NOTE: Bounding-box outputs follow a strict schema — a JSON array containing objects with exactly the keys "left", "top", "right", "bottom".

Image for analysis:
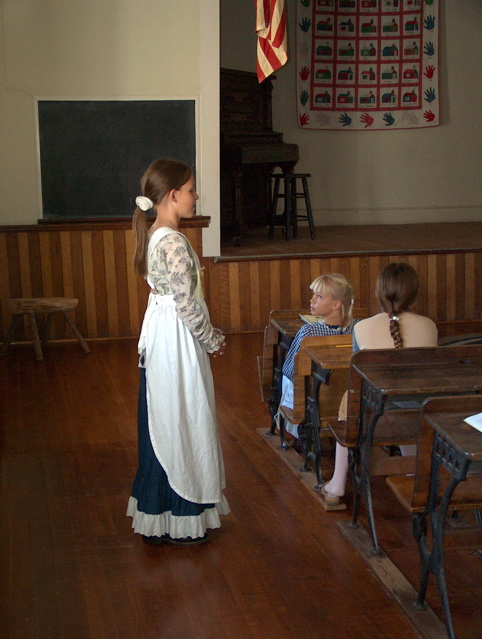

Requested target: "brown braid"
[
  {"left": 388, "top": 314, "right": 403, "bottom": 348},
  {"left": 375, "top": 262, "right": 420, "bottom": 349}
]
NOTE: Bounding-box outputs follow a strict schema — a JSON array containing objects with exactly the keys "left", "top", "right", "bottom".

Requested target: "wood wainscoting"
[
  {"left": 1, "top": 220, "right": 482, "bottom": 343},
  {"left": 204, "top": 252, "right": 482, "bottom": 334},
  {"left": 0, "top": 218, "right": 208, "bottom": 343}
]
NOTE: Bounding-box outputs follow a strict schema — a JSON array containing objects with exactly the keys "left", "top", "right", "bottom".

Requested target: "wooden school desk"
[
  {"left": 345, "top": 344, "right": 482, "bottom": 554},
  {"left": 258, "top": 308, "right": 367, "bottom": 435},
  {"left": 299, "top": 340, "right": 353, "bottom": 491},
  {"left": 387, "top": 395, "right": 482, "bottom": 639}
]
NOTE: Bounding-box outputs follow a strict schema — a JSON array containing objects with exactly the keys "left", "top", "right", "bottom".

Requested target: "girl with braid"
[{"left": 320, "top": 262, "right": 438, "bottom": 510}]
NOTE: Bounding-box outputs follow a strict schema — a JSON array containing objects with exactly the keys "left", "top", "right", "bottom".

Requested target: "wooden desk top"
[
  {"left": 351, "top": 357, "right": 482, "bottom": 396},
  {"left": 269, "top": 307, "right": 368, "bottom": 339},
  {"left": 301, "top": 343, "right": 353, "bottom": 369},
  {"left": 425, "top": 411, "right": 482, "bottom": 462},
  {"left": 270, "top": 316, "right": 304, "bottom": 338}
]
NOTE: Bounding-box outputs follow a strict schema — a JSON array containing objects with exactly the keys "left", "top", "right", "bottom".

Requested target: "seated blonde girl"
[{"left": 280, "top": 273, "right": 357, "bottom": 440}]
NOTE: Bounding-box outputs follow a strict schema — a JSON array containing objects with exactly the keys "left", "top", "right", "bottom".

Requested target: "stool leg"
[
  {"left": 63, "top": 311, "right": 91, "bottom": 354},
  {"left": 302, "top": 177, "right": 316, "bottom": 240},
  {"left": 284, "top": 176, "right": 292, "bottom": 241},
  {"left": 291, "top": 178, "right": 299, "bottom": 239},
  {"left": 268, "top": 176, "right": 280, "bottom": 239},
  {"left": 27, "top": 312, "right": 43, "bottom": 361},
  {"left": 0, "top": 315, "right": 22, "bottom": 356},
  {"left": 43, "top": 312, "right": 55, "bottom": 347}
]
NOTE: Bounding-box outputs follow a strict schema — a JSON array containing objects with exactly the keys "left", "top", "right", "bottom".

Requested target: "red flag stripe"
[
  {"left": 255, "top": 0, "right": 288, "bottom": 83},
  {"left": 271, "top": 8, "right": 286, "bottom": 48}
]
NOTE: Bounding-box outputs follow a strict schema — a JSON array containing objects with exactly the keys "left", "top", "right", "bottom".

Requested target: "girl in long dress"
[{"left": 127, "top": 159, "right": 229, "bottom": 545}]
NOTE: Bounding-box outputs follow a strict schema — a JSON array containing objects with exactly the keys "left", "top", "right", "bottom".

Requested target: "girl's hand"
[{"left": 211, "top": 339, "right": 226, "bottom": 357}]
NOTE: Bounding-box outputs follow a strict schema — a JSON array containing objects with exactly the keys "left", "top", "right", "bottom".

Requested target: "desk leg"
[
  {"left": 302, "top": 372, "right": 324, "bottom": 488},
  {"left": 268, "top": 367, "right": 282, "bottom": 437},
  {"left": 278, "top": 413, "right": 290, "bottom": 450},
  {"left": 413, "top": 436, "right": 471, "bottom": 639},
  {"left": 267, "top": 343, "right": 282, "bottom": 435},
  {"left": 351, "top": 386, "right": 386, "bottom": 555},
  {"left": 267, "top": 337, "right": 293, "bottom": 442}
]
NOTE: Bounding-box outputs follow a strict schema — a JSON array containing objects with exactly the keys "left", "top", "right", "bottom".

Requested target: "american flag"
[{"left": 255, "top": 0, "right": 288, "bottom": 83}]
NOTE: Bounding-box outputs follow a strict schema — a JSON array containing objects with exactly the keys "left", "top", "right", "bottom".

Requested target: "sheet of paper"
[
  {"left": 463, "top": 412, "right": 482, "bottom": 433},
  {"left": 299, "top": 314, "right": 324, "bottom": 324}
]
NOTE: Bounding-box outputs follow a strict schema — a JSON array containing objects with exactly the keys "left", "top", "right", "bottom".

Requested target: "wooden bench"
[
  {"left": 1, "top": 298, "right": 90, "bottom": 361},
  {"left": 386, "top": 395, "right": 482, "bottom": 639}
]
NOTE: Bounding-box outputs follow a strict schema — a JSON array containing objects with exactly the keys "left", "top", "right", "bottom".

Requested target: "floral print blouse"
[{"left": 148, "top": 230, "right": 223, "bottom": 353}]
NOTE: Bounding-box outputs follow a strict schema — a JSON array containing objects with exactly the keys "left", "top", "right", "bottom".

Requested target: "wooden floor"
[
  {"left": 220, "top": 221, "right": 482, "bottom": 259},
  {"left": 1, "top": 334, "right": 481, "bottom": 639}
]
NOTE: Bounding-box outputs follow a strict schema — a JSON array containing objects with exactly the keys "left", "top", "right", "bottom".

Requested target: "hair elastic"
[
  {"left": 390, "top": 314, "right": 399, "bottom": 322},
  {"left": 136, "top": 196, "right": 154, "bottom": 211}
]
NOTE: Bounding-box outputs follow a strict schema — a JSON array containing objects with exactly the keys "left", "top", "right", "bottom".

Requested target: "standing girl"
[
  {"left": 320, "top": 262, "right": 438, "bottom": 510},
  {"left": 127, "top": 159, "right": 229, "bottom": 545}
]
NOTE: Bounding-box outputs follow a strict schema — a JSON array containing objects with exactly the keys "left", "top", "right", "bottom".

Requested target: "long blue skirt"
[{"left": 127, "top": 369, "right": 219, "bottom": 537}]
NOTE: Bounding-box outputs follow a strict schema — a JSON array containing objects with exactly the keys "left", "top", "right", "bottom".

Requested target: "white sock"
[{"left": 324, "top": 443, "right": 349, "bottom": 497}]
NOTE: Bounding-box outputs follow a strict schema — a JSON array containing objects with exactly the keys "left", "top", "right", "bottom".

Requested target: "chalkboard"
[{"left": 38, "top": 100, "right": 196, "bottom": 219}]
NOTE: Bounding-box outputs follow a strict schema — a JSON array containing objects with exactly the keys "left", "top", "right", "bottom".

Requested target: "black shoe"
[
  {"left": 142, "top": 532, "right": 209, "bottom": 546},
  {"left": 161, "top": 533, "right": 209, "bottom": 546}
]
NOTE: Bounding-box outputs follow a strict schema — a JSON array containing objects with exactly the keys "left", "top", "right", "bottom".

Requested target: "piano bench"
[{"left": 268, "top": 173, "right": 316, "bottom": 241}]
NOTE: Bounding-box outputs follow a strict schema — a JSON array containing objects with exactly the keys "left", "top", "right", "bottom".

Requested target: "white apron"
[{"left": 137, "top": 227, "right": 226, "bottom": 504}]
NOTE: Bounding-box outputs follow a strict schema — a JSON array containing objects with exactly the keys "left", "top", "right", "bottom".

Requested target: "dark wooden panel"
[
  {"left": 70, "top": 230, "right": 88, "bottom": 338},
  {"left": 2, "top": 222, "right": 482, "bottom": 341},
  {"left": 28, "top": 233, "right": 43, "bottom": 297},
  {"left": 113, "top": 229, "right": 131, "bottom": 336},
  {"left": 204, "top": 250, "right": 482, "bottom": 334},
  {"left": 91, "top": 230, "right": 108, "bottom": 338},
  {"left": 0, "top": 220, "right": 207, "bottom": 342}
]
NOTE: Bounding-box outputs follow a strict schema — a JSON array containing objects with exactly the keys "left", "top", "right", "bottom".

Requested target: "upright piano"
[{"left": 220, "top": 68, "right": 299, "bottom": 246}]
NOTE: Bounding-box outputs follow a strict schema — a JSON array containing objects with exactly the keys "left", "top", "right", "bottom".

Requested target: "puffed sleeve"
[{"left": 161, "top": 233, "right": 224, "bottom": 353}]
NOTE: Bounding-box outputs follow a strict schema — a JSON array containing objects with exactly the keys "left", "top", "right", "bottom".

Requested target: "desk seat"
[
  {"left": 330, "top": 409, "right": 420, "bottom": 476},
  {"left": 387, "top": 472, "right": 482, "bottom": 513}
]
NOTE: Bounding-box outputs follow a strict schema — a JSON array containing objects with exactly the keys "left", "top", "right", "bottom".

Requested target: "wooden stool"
[
  {"left": 1, "top": 298, "right": 90, "bottom": 361},
  {"left": 268, "top": 173, "right": 316, "bottom": 241}
]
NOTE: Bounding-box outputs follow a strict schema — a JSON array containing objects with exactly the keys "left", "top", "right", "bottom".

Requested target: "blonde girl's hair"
[
  {"left": 132, "top": 159, "right": 193, "bottom": 278},
  {"left": 375, "top": 262, "right": 419, "bottom": 348},
  {"left": 310, "top": 273, "right": 355, "bottom": 327}
]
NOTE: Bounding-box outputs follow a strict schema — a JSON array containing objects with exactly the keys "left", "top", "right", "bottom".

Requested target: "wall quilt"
[{"left": 296, "top": 0, "right": 440, "bottom": 130}]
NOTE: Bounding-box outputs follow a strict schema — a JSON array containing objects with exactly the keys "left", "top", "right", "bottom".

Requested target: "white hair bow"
[{"left": 135, "top": 196, "right": 153, "bottom": 211}]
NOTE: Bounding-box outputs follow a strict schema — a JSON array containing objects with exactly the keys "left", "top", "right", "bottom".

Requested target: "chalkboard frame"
[{"left": 36, "top": 99, "right": 196, "bottom": 220}]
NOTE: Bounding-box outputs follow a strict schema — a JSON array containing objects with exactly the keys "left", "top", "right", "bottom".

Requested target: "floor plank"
[
  {"left": 1, "top": 334, "right": 481, "bottom": 638},
  {"left": 220, "top": 222, "right": 482, "bottom": 259}
]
